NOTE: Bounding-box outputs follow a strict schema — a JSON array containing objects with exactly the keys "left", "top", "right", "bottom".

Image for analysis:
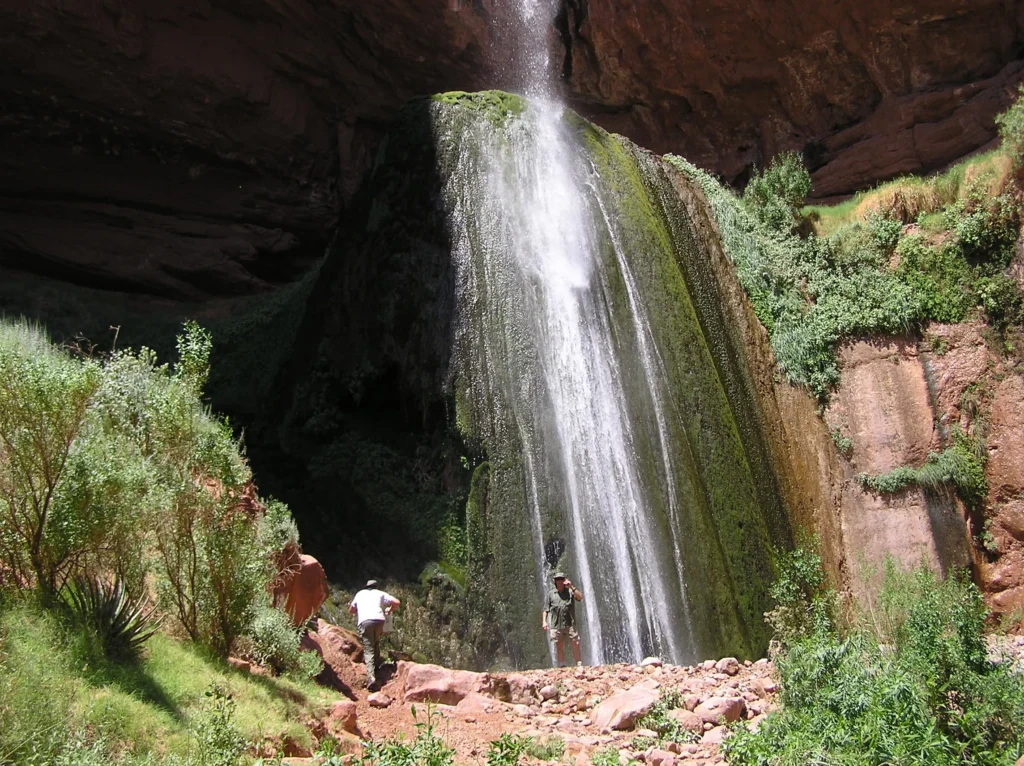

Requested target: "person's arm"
[
  {"left": 542, "top": 609, "right": 549, "bottom": 631},
  {"left": 383, "top": 592, "right": 401, "bottom": 612},
  {"left": 565, "top": 579, "right": 583, "bottom": 601},
  {"left": 348, "top": 600, "right": 357, "bottom": 615}
]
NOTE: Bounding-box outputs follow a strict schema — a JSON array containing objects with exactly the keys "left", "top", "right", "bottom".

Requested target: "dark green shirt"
[{"left": 545, "top": 587, "right": 576, "bottom": 630}]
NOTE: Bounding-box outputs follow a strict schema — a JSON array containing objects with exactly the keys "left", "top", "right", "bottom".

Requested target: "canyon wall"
[{"left": 2, "top": 0, "right": 1023, "bottom": 305}]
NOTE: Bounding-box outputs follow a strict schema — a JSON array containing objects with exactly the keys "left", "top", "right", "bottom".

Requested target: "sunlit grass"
[
  {"left": 0, "top": 602, "right": 340, "bottom": 762},
  {"left": 806, "top": 150, "right": 1011, "bottom": 236}
]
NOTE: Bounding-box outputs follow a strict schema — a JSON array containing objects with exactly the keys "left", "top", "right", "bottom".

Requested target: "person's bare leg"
[
  {"left": 555, "top": 637, "right": 566, "bottom": 667},
  {"left": 572, "top": 639, "right": 582, "bottom": 665}
]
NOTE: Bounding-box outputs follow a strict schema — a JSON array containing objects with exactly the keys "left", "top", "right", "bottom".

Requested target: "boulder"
[
  {"left": 701, "top": 726, "right": 728, "bottom": 746},
  {"left": 694, "top": 697, "right": 746, "bottom": 725},
  {"left": 645, "top": 748, "right": 676, "bottom": 766},
  {"left": 401, "top": 662, "right": 508, "bottom": 705},
  {"left": 368, "top": 692, "right": 393, "bottom": 708},
  {"left": 540, "top": 684, "right": 559, "bottom": 701},
  {"left": 714, "top": 657, "right": 740, "bottom": 676},
  {"left": 640, "top": 657, "right": 663, "bottom": 667},
  {"left": 328, "top": 700, "right": 358, "bottom": 734},
  {"left": 456, "top": 692, "right": 501, "bottom": 717},
  {"left": 667, "top": 709, "right": 703, "bottom": 733},
  {"left": 505, "top": 673, "right": 539, "bottom": 704},
  {"left": 276, "top": 554, "right": 330, "bottom": 627},
  {"left": 591, "top": 683, "right": 659, "bottom": 731},
  {"left": 300, "top": 619, "right": 363, "bottom": 696}
]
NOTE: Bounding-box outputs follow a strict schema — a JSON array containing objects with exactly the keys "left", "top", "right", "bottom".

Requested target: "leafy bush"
[
  {"left": 764, "top": 544, "right": 832, "bottom": 648},
  {"left": 669, "top": 151, "right": 1022, "bottom": 402},
  {"left": 189, "top": 685, "right": 246, "bottom": 766},
  {"left": 240, "top": 602, "right": 323, "bottom": 678},
  {"left": 0, "top": 319, "right": 300, "bottom": 658},
  {"left": 591, "top": 746, "right": 629, "bottom": 766},
  {"left": 525, "top": 736, "right": 565, "bottom": 761},
  {"left": 726, "top": 560, "right": 1024, "bottom": 766},
  {"left": 636, "top": 691, "right": 700, "bottom": 746},
  {"left": 743, "top": 152, "right": 812, "bottom": 232},
  {"left": 62, "top": 575, "right": 160, "bottom": 659}
]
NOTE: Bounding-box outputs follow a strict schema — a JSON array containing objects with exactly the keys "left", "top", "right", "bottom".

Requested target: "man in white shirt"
[{"left": 349, "top": 579, "right": 401, "bottom": 690}]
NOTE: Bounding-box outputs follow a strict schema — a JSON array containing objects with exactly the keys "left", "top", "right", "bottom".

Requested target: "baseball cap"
[
  {"left": 366, "top": 579, "right": 379, "bottom": 588},
  {"left": 552, "top": 572, "right": 566, "bottom": 580}
]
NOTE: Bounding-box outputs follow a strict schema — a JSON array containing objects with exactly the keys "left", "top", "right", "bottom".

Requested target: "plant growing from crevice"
[{"left": 857, "top": 429, "right": 987, "bottom": 511}]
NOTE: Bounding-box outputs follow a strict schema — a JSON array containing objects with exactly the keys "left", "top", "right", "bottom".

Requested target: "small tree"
[{"left": 0, "top": 323, "right": 100, "bottom": 597}]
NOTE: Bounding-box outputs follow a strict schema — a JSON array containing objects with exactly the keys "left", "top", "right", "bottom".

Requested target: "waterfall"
[
  {"left": 434, "top": 2, "right": 702, "bottom": 665},
  {"left": 317, "top": 5, "right": 789, "bottom": 671}
]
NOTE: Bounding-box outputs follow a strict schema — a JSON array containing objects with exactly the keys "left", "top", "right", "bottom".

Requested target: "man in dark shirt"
[{"left": 542, "top": 572, "right": 584, "bottom": 667}]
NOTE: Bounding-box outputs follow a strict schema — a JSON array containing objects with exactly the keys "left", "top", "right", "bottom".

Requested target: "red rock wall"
[{"left": 1, "top": 0, "right": 1022, "bottom": 300}]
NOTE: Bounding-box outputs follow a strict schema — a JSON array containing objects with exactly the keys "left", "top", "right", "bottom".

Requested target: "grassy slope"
[
  {"left": 806, "top": 150, "right": 1012, "bottom": 236},
  {"left": 0, "top": 603, "right": 341, "bottom": 763}
]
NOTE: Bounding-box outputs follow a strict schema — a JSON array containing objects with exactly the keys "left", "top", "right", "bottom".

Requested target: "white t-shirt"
[{"left": 350, "top": 588, "right": 398, "bottom": 625}]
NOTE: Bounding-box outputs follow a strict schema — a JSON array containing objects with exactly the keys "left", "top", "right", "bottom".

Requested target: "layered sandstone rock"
[{"left": 1, "top": 0, "right": 1022, "bottom": 305}]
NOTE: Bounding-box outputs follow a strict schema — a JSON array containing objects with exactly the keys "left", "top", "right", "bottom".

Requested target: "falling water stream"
[{"left": 436, "top": 0, "right": 701, "bottom": 664}]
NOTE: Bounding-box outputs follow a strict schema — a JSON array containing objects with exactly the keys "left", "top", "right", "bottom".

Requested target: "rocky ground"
[{"left": 284, "top": 619, "right": 780, "bottom": 765}]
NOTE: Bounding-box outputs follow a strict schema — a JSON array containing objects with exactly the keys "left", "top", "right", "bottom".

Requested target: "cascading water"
[
  {"left": 437, "top": 1, "right": 703, "bottom": 664},
  {"left": 316, "top": 1, "right": 789, "bottom": 671}
]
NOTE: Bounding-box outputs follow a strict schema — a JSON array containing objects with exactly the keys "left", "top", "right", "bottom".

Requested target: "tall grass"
[{"left": 806, "top": 151, "right": 1011, "bottom": 237}]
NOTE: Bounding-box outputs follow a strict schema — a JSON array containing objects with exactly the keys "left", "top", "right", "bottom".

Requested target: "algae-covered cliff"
[{"left": 256, "top": 93, "right": 800, "bottom": 668}]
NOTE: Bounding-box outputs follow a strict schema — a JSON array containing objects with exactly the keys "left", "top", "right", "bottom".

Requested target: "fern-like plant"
[{"left": 62, "top": 575, "right": 161, "bottom": 659}]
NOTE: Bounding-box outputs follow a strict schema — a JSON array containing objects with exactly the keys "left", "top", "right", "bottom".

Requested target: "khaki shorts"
[{"left": 549, "top": 625, "right": 580, "bottom": 647}]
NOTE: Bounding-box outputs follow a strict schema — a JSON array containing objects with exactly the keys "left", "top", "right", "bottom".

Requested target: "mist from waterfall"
[{"left": 440, "top": 0, "right": 699, "bottom": 664}]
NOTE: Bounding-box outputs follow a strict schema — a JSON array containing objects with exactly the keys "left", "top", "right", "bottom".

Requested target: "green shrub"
[
  {"left": 591, "top": 746, "right": 629, "bottom": 766},
  {"left": 61, "top": 575, "right": 160, "bottom": 660},
  {"left": 636, "top": 691, "right": 700, "bottom": 746},
  {"left": 487, "top": 733, "right": 531, "bottom": 766},
  {"left": 670, "top": 156, "right": 923, "bottom": 400},
  {"left": 189, "top": 685, "right": 246, "bottom": 766},
  {"left": 525, "top": 736, "right": 565, "bottom": 761},
  {"left": 743, "top": 152, "right": 812, "bottom": 232},
  {"left": 726, "top": 561, "right": 1024, "bottom": 766},
  {"left": 868, "top": 213, "right": 904, "bottom": 255},
  {"left": 240, "top": 602, "right": 322, "bottom": 678},
  {"left": 0, "top": 318, "right": 300, "bottom": 659}
]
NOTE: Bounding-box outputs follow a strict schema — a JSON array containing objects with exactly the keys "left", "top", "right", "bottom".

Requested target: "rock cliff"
[{"left": 1, "top": 0, "right": 1022, "bottom": 300}]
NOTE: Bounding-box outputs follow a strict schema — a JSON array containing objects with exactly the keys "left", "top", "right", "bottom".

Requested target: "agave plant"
[{"left": 62, "top": 575, "right": 161, "bottom": 659}]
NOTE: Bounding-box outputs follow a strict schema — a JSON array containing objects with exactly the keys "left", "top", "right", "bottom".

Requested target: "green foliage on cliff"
[
  {"left": 668, "top": 113, "right": 1023, "bottom": 401},
  {"left": 726, "top": 558, "right": 1024, "bottom": 766},
  {"left": 742, "top": 152, "right": 812, "bottom": 233},
  {"left": 857, "top": 430, "right": 988, "bottom": 510},
  {"left": 668, "top": 155, "right": 920, "bottom": 398}
]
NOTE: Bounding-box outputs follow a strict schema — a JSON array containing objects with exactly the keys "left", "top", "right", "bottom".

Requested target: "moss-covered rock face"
[{"left": 265, "top": 92, "right": 792, "bottom": 668}]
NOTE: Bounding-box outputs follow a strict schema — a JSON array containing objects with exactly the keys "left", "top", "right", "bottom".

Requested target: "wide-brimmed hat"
[
  {"left": 366, "top": 579, "right": 379, "bottom": 588},
  {"left": 552, "top": 572, "right": 567, "bottom": 580}
]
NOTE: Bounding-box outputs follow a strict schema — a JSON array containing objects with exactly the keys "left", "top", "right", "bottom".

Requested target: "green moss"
[{"left": 432, "top": 91, "right": 527, "bottom": 127}]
